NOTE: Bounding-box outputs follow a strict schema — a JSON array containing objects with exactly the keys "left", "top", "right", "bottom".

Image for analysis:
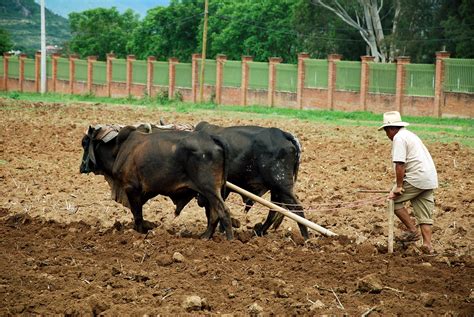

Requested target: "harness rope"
[{"left": 227, "top": 194, "right": 386, "bottom": 214}]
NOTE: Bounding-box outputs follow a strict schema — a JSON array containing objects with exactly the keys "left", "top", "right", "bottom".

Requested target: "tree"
[
  {"left": 293, "top": 0, "right": 366, "bottom": 60},
  {"left": 67, "top": 7, "right": 139, "bottom": 60},
  {"left": 207, "top": 0, "right": 299, "bottom": 62},
  {"left": 128, "top": 0, "right": 204, "bottom": 62},
  {"left": 439, "top": 0, "right": 474, "bottom": 58},
  {"left": 312, "top": 0, "right": 396, "bottom": 62},
  {"left": 382, "top": 0, "right": 443, "bottom": 63},
  {"left": 0, "top": 28, "right": 13, "bottom": 54}
]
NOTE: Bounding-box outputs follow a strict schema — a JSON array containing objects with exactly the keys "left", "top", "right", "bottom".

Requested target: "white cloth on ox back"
[
  {"left": 95, "top": 124, "right": 122, "bottom": 143},
  {"left": 91, "top": 122, "right": 195, "bottom": 144}
]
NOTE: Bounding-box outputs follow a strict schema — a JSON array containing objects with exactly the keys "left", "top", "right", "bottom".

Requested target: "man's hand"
[{"left": 389, "top": 186, "right": 404, "bottom": 199}]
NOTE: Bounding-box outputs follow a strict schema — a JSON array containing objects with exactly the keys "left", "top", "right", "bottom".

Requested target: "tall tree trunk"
[
  {"left": 389, "top": 0, "right": 401, "bottom": 62},
  {"left": 312, "top": 0, "right": 389, "bottom": 62},
  {"left": 368, "top": 0, "right": 387, "bottom": 62}
]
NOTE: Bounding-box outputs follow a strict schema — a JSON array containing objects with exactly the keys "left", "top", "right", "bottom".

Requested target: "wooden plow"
[{"left": 226, "top": 181, "right": 337, "bottom": 237}]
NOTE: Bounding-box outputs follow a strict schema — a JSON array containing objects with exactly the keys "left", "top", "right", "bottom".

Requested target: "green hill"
[{"left": 0, "top": 0, "right": 70, "bottom": 56}]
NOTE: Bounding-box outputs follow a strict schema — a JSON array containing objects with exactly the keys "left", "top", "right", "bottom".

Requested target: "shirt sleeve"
[{"left": 392, "top": 135, "right": 407, "bottom": 163}]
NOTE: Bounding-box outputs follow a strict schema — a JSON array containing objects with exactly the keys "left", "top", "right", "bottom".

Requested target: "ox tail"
[
  {"left": 283, "top": 131, "right": 302, "bottom": 183},
  {"left": 210, "top": 135, "right": 229, "bottom": 197}
]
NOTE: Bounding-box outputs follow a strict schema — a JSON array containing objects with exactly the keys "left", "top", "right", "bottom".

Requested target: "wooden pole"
[
  {"left": 199, "top": 0, "right": 209, "bottom": 103},
  {"left": 357, "top": 189, "right": 390, "bottom": 193},
  {"left": 387, "top": 199, "right": 394, "bottom": 253},
  {"left": 226, "top": 181, "right": 337, "bottom": 237}
]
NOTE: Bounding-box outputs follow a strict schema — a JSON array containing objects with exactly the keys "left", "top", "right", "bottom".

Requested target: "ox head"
[
  {"left": 80, "top": 126, "right": 100, "bottom": 174},
  {"left": 80, "top": 125, "right": 119, "bottom": 174}
]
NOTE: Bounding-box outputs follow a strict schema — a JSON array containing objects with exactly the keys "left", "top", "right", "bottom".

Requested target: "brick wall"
[{"left": 2, "top": 51, "right": 473, "bottom": 118}]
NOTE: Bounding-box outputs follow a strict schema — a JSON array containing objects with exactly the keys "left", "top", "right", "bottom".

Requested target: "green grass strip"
[{"left": 1, "top": 91, "right": 472, "bottom": 147}]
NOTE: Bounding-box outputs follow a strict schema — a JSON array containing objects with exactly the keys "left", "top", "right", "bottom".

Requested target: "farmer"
[{"left": 379, "top": 111, "right": 438, "bottom": 255}]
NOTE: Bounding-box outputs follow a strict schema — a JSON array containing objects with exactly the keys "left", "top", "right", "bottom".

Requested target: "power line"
[{"left": 212, "top": 13, "right": 466, "bottom": 44}]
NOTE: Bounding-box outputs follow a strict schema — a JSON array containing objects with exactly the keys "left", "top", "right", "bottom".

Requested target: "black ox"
[
  {"left": 193, "top": 121, "right": 309, "bottom": 240},
  {"left": 79, "top": 125, "right": 234, "bottom": 240}
]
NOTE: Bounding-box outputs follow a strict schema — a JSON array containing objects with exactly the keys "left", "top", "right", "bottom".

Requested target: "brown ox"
[{"left": 79, "top": 125, "right": 233, "bottom": 240}]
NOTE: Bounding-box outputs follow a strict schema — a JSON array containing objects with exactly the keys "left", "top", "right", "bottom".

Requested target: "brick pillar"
[
  {"left": 215, "top": 54, "right": 227, "bottom": 105},
  {"left": 19, "top": 53, "right": 27, "bottom": 92},
  {"left": 395, "top": 56, "right": 410, "bottom": 115},
  {"left": 241, "top": 55, "right": 253, "bottom": 106},
  {"left": 87, "top": 56, "right": 97, "bottom": 94},
  {"left": 3, "top": 53, "right": 11, "bottom": 91},
  {"left": 434, "top": 51, "right": 450, "bottom": 118},
  {"left": 327, "top": 54, "right": 342, "bottom": 110},
  {"left": 268, "top": 57, "right": 282, "bottom": 107},
  {"left": 52, "top": 53, "right": 60, "bottom": 93},
  {"left": 360, "top": 55, "right": 375, "bottom": 111},
  {"left": 106, "top": 53, "right": 115, "bottom": 97},
  {"left": 168, "top": 57, "right": 178, "bottom": 99},
  {"left": 191, "top": 53, "right": 202, "bottom": 103},
  {"left": 147, "top": 56, "right": 156, "bottom": 97},
  {"left": 297, "top": 53, "right": 310, "bottom": 109},
  {"left": 126, "top": 55, "right": 135, "bottom": 96},
  {"left": 35, "top": 51, "right": 41, "bottom": 92},
  {"left": 69, "top": 54, "right": 79, "bottom": 94}
]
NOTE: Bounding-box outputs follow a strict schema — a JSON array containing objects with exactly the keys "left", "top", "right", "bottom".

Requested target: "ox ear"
[
  {"left": 87, "top": 125, "right": 101, "bottom": 138},
  {"left": 88, "top": 138, "right": 96, "bottom": 165},
  {"left": 86, "top": 126, "right": 99, "bottom": 165}
]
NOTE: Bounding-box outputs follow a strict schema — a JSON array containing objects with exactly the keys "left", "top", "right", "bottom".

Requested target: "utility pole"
[
  {"left": 199, "top": 0, "right": 209, "bottom": 103},
  {"left": 40, "top": 0, "right": 47, "bottom": 94}
]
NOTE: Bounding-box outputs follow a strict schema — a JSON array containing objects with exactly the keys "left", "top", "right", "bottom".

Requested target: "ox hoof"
[
  {"left": 225, "top": 232, "right": 234, "bottom": 241},
  {"left": 253, "top": 223, "right": 265, "bottom": 236},
  {"left": 218, "top": 218, "right": 240, "bottom": 233},
  {"left": 231, "top": 217, "right": 241, "bottom": 228},
  {"left": 134, "top": 220, "right": 157, "bottom": 234}
]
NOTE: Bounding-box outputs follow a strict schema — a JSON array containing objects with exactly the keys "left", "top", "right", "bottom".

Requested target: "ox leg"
[
  {"left": 128, "top": 194, "right": 153, "bottom": 234},
  {"left": 255, "top": 191, "right": 309, "bottom": 240},
  {"left": 220, "top": 202, "right": 234, "bottom": 240},
  {"left": 200, "top": 204, "right": 219, "bottom": 240},
  {"left": 254, "top": 210, "right": 276, "bottom": 237},
  {"left": 272, "top": 192, "right": 309, "bottom": 240},
  {"left": 254, "top": 192, "right": 280, "bottom": 237},
  {"left": 208, "top": 195, "right": 233, "bottom": 240}
]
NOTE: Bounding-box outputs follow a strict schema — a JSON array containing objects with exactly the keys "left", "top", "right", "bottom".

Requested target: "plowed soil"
[{"left": 0, "top": 98, "right": 473, "bottom": 316}]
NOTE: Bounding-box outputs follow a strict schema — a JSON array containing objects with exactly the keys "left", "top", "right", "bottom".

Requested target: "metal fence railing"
[
  {"left": 223, "top": 60, "right": 241, "bottom": 88},
  {"left": 175, "top": 63, "right": 192, "bottom": 88},
  {"left": 197, "top": 59, "right": 217, "bottom": 86},
  {"left": 444, "top": 58, "right": 474, "bottom": 93},
  {"left": 74, "top": 59, "right": 88, "bottom": 82},
  {"left": 369, "top": 62, "right": 396, "bottom": 94},
  {"left": 56, "top": 58, "right": 69, "bottom": 81},
  {"left": 112, "top": 59, "right": 126, "bottom": 83},
  {"left": 275, "top": 63, "right": 297, "bottom": 93},
  {"left": 304, "top": 59, "right": 328, "bottom": 89},
  {"left": 92, "top": 61, "right": 106, "bottom": 84},
  {"left": 24, "top": 58, "right": 36, "bottom": 80},
  {"left": 47, "top": 57, "right": 52, "bottom": 79},
  {"left": 248, "top": 62, "right": 269, "bottom": 90},
  {"left": 153, "top": 61, "right": 169, "bottom": 86},
  {"left": 8, "top": 56, "right": 19, "bottom": 79},
  {"left": 132, "top": 60, "right": 147, "bottom": 84},
  {"left": 335, "top": 61, "right": 361, "bottom": 92},
  {"left": 404, "top": 64, "right": 435, "bottom": 97}
]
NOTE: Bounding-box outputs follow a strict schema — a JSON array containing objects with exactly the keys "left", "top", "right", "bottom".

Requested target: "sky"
[{"left": 38, "top": 0, "right": 170, "bottom": 18}]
